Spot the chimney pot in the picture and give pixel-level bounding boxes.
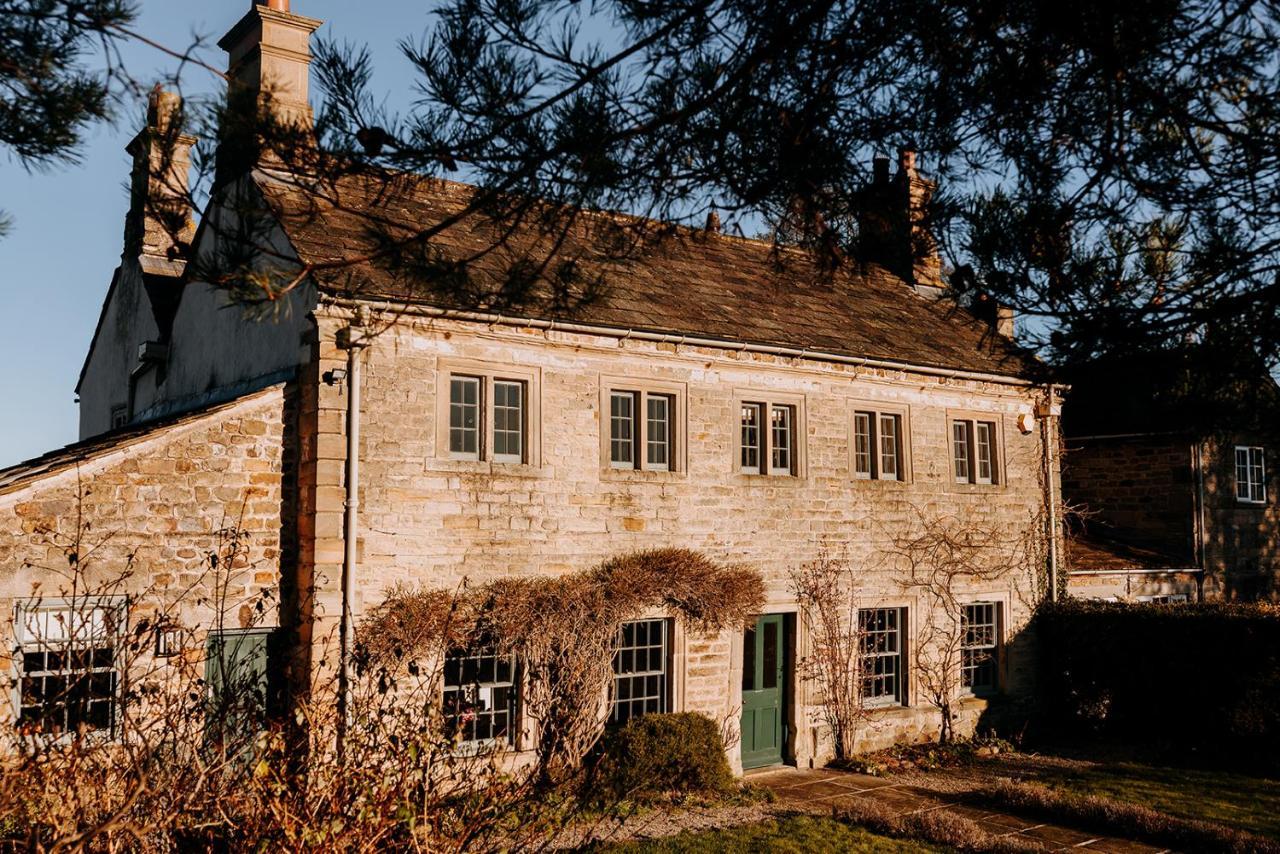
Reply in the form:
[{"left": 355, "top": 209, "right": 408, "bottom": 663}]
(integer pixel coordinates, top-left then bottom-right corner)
[
  {"left": 259, "top": 0, "right": 290, "bottom": 10},
  {"left": 706, "top": 210, "right": 721, "bottom": 234},
  {"left": 899, "top": 147, "right": 917, "bottom": 175},
  {"left": 873, "top": 155, "right": 890, "bottom": 185}
]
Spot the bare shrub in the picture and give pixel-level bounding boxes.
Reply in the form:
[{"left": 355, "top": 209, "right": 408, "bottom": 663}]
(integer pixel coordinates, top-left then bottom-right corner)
[
  {"left": 789, "top": 547, "right": 870, "bottom": 762},
  {"left": 0, "top": 540, "right": 762, "bottom": 850},
  {"left": 889, "top": 510, "right": 1043, "bottom": 743},
  {"left": 835, "top": 797, "right": 1043, "bottom": 853}
]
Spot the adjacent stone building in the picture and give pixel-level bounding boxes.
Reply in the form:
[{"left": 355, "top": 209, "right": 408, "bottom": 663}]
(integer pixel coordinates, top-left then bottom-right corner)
[
  {"left": 2, "top": 1, "right": 1064, "bottom": 771},
  {"left": 1062, "top": 355, "right": 1280, "bottom": 602}
]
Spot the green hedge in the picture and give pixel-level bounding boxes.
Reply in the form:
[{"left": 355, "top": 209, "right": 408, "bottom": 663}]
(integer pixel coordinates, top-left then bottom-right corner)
[
  {"left": 1037, "top": 600, "right": 1280, "bottom": 768},
  {"left": 590, "top": 712, "right": 735, "bottom": 804}
]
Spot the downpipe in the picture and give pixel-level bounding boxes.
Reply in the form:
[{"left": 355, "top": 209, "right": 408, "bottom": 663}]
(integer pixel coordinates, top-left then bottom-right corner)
[{"left": 335, "top": 307, "right": 368, "bottom": 762}]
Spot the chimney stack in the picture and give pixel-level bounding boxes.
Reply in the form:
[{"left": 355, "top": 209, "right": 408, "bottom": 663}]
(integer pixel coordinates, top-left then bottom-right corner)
[
  {"left": 124, "top": 85, "right": 195, "bottom": 267},
  {"left": 857, "top": 147, "right": 944, "bottom": 293},
  {"left": 218, "top": 0, "right": 322, "bottom": 128}
]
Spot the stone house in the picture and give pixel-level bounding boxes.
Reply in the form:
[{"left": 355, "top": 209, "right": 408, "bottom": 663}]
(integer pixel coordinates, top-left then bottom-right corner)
[
  {"left": 1062, "top": 355, "right": 1280, "bottom": 602},
  {"left": 1, "top": 1, "right": 1064, "bottom": 772}
]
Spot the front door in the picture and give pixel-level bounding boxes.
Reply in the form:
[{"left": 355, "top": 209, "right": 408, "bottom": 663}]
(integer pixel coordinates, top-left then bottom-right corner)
[{"left": 740, "top": 613, "right": 786, "bottom": 769}]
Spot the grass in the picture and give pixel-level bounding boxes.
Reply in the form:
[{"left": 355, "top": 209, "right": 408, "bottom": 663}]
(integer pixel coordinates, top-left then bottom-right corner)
[
  {"left": 1032, "top": 759, "right": 1280, "bottom": 839},
  {"left": 590, "top": 814, "right": 944, "bottom": 853},
  {"left": 971, "top": 780, "right": 1280, "bottom": 854}
]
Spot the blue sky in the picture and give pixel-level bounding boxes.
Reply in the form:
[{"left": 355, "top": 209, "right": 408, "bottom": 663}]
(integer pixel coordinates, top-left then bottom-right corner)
[{"left": 0, "top": 1, "right": 438, "bottom": 467}]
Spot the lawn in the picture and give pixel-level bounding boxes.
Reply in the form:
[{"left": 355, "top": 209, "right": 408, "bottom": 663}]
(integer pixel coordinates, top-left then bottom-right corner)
[
  {"left": 593, "top": 814, "right": 943, "bottom": 853},
  {"left": 1034, "top": 760, "right": 1280, "bottom": 839}
]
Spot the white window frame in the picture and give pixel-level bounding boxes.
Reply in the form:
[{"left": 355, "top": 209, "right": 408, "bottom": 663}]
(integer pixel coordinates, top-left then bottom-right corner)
[
  {"left": 436, "top": 360, "right": 540, "bottom": 466},
  {"left": 735, "top": 390, "right": 806, "bottom": 477},
  {"left": 960, "top": 601, "right": 1001, "bottom": 697},
  {"left": 849, "top": 402, "right": 910, "bottom": 482},
  {"left": 610, "top": 618, "right": 671, "bottom": 725},
  {"left": 442, "top": 643, "right": 519, "bottom": 748},
  {"left": 858, "top": 606, "right": 906, "bottom": 708},
  {"left": 14, "top": 597, "right": 127, "bottom": 739},
  {"left": 740, "top": 402, "right": 764, "bottom": 474},
  {"left": 1235, "top": 445, "right": 1267, "bottom": 505},
  {"left": 601, "top": 377, "right": 686, "bottom": 473},
  {"left": 950, "top": 414, "right": 1003, "bottom": 486}
]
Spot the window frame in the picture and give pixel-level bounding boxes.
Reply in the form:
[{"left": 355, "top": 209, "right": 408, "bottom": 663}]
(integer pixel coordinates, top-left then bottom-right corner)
[
  {"left": 600, "top": 377, "right": 686, "bottom": 474},
  {"left": 959, "top": 601, "right": 1002, "bottom": 698},
  {"left": 1234, "top": 445, "right": 1267, "bottom": 505},
  {"left": 435, "top": 359, "right": 541, "bottom": 467},
  {"left": 609, "top": 618, "right": 672, "bottom": 726},
  {"left": 13, "top": 597, "right": 127, "bottom": 739},
  {"left": 848, "top": 401, "right": 911, "bottom": 482},
  {"left": 441, "top": 642, "right": 520, "bottom": 749},
  {"left": 949, "top": 413, "right": 1005, "bottom": 487},
  {"left": 734, "top": 390, "right": 806, "bottom": 478},
  {"left": 858, "top": 606, "right": 907, "bottom": 708}
]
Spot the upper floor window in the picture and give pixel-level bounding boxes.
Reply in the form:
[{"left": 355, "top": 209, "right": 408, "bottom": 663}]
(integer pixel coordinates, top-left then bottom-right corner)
[
  {"left": 1235, "top": 446, "right": 1266, "bottom": 504},
  {"left": 602, "top": 378, "right": 685, "bottom": 472},
  {"left": 443, "top": 644, "right": 518, "bottom": 746},
  {"left": 16, "top": 599, "right": 124, "bottom": 737},
  {"left": 952, "top": 418, "right": 1000, "bottom": 485},
  {"left": 859, "top": 607, "right": 905, "bottom": 707},
  {"left": 853, "top": 410, "right": 905, "bottom": 481},
  {"left": 738, "top": 395, "right": 803, "bottom": 476},
  {"left": 437, "top": 361, "right": 540, "bottom": 466},
  {"left": 960, "top": 602, "right": 1001, "bottom": 697},
  {"left": 611, "top": 619, "right": 670, "bottom": 725}
]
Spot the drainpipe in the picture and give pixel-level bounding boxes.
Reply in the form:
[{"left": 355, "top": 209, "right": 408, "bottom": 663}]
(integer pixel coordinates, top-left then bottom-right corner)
[
  {"left": 1193, "top": 440, "right": 1208, "bottom": 601},
  {"left": 335, "top": 307, "right": 368, "bottom": 761},
  {"left": 1039, "top": 385, "right": 1061, "bottom": 602}
]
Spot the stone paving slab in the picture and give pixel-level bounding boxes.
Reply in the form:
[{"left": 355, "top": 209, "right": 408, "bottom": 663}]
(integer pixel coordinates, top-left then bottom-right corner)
[{"left": 750, "top": 767, "right": 1169, "bottom": 853}]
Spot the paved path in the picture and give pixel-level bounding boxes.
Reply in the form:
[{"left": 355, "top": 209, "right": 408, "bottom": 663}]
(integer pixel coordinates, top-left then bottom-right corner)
[{"left": 751, "top": 767, "right": 1168, "bottom": 853}]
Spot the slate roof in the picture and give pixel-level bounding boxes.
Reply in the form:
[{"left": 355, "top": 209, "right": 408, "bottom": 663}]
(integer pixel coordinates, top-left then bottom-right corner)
[
  {"left": 255, "top": 170, "right": 1037, "bottom": 379},
  {"left": 0, "top": 387, "right": 279, "bottom": 497},
  {"left": 1066, "top": 533, "right": 1195, "bottom": 573}
]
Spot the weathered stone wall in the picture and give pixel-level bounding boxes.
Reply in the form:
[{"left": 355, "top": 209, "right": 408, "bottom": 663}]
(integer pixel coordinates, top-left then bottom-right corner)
[
  {"left": 1201, "top": 436, "right": 1280, "bottom": 600},
  {"left": 0, "top": 386, "right": 289, "bottom": 729},
  {"left": 1061, "top": 435, "right": 1195, "bottom": 560},
  {"left": 304, "top": 306, "right": 1053, "bottom": 771}
]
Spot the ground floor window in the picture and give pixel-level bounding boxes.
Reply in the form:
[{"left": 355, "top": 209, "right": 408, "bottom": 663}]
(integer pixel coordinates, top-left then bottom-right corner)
[
  {"left": 859, "top": 607, "right": 905, "bottom": 706},
  {"left": 16, "top": 599, "right": 123, "bottom": 736},
  {"left": 442, "top": 645, "right": 518, "bottom": 746},
  {"left": 960, "top": 602, "right": 1001, "bottom": 696},
  {"left": 611, "top": 619, "right": 669, "bottom": 725}
]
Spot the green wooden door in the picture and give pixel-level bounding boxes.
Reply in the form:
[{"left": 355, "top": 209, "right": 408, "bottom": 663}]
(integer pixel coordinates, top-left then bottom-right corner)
[
  {"left": 205, "top": 627, "right": 274, "bottom": 750},
  {"left": 740, "top": 614, "right": 786, "bottom": 769}
]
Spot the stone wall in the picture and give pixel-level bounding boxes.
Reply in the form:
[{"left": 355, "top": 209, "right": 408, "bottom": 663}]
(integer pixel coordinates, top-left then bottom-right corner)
[
  {"left": 1201, "top": 436, "right": 1280, "bottom": 600},
  {"left": 0, "top": 386, "right": 290, "bottom": 730},
  {"left": 303, "top": 306, "right": 1054, "bottom": 771},
  {"left": 1061, "top": 435, "right": 1195, "bottom": 560}
]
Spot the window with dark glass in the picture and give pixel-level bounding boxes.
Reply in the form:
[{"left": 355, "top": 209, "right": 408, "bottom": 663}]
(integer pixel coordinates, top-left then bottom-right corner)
[
  {"left": 853, "top": 410, "right": 904, "bottom": 481},
  {"left": 740, "top": 403, "right": 763, "bottom": 473},
  {"left": 610, "top": 619, "right": 669, "bottom": 724},
  {"left": 442, "top": 645, "right": 517, "bottom": 745},
  {"left": 447, "top": 374, "right": 527, "bottom": 463},
  {"left": 960, "top": 602, "right": 1000, "bottom": 696},
  {"left": 17, "top": 601, "right": 122, "bottom": 736},
  {"left": 609, "top": 390, "right": 675, "bottom": 471},
  {"left": 859, "top": 607, "right": 905, "bottom": 706},
  {"left": 952, "top": 419, "right": 999, "bottom": 485},
  {"left": 449, "top": 376, "right": 482, "bottom": 459}
]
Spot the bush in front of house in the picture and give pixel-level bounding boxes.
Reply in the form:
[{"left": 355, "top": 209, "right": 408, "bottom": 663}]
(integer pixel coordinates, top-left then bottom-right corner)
[
  {"left": 591, "top": 712, "right": 736, "bottom": 804},
  {"left": 1036, "top": 599, "right": 1280, "bottom": 770}
]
